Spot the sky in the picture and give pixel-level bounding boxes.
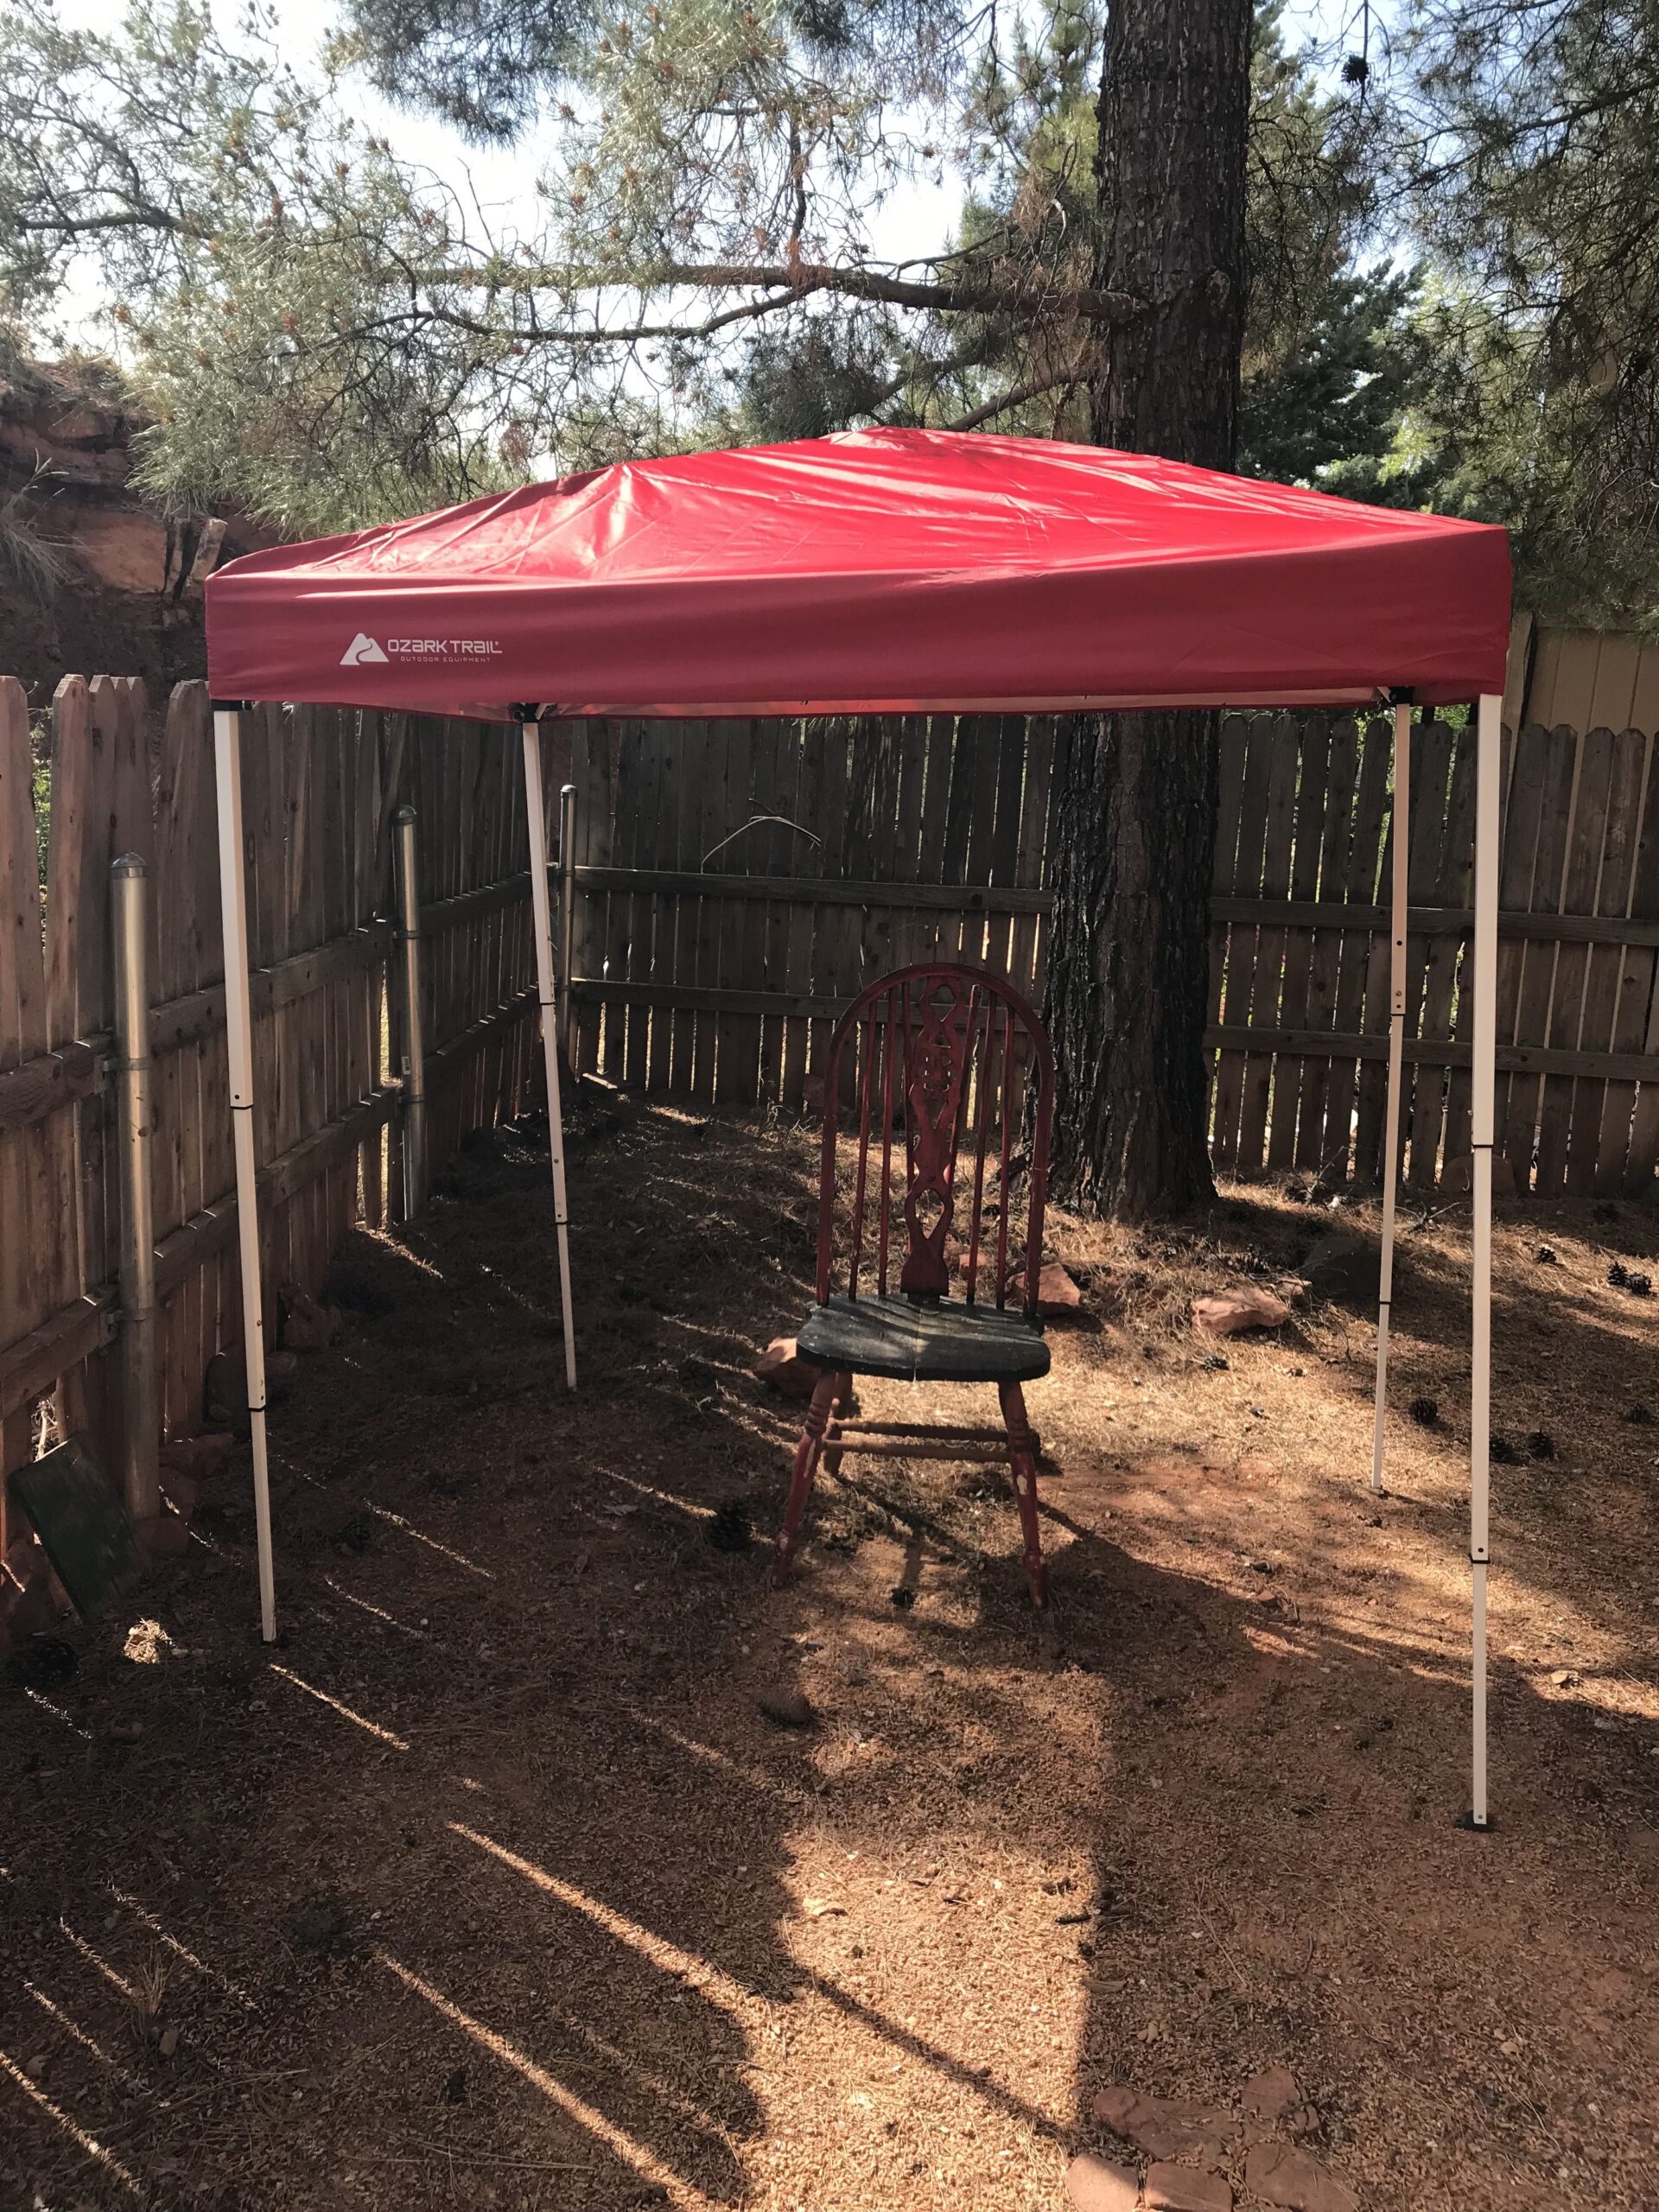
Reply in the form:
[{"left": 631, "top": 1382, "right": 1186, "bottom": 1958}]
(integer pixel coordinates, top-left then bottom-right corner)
[{"left": 54, "top": 0, "right": 1370, "bottom": 278}]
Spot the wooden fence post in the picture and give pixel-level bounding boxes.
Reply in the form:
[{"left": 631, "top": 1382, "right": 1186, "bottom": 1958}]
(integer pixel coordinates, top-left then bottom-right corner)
[
  {"left": 393, "top": 806, "right": 429, "bottom": 1219},
  {"left": 111, "top": 854, "right": 159, "bottom": 1521}
]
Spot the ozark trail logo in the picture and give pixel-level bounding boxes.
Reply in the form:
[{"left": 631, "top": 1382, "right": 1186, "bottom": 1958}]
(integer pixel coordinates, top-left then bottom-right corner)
[{"left": 341, "top": 632, "right": 503, "bottom": 666}]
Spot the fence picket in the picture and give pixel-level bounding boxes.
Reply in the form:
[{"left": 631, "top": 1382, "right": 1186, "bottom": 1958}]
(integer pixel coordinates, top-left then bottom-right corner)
[{"left": 1537, "top": 729, "right": 1615, "bottom": 1191}]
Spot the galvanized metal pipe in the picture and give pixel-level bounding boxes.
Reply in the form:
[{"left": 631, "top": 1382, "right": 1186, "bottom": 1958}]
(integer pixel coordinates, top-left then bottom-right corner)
[
  {"left": 393, "top": 806, "right": 429, "bottom": 1221},
  {"left": 111, "top": 854, "right": 160, "bottom": 1522}
]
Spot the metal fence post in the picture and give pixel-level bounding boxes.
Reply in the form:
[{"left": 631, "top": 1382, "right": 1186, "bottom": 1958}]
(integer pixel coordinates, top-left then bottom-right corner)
[
  {"left": 111, "top": 853, "right": 159, "bottom": 1522},
  {"left": 393, "top": 806, "right": 428, "bottom": 1219},
  {"left": 558, "top": 782, "right": 577, "bottom": 1069}
]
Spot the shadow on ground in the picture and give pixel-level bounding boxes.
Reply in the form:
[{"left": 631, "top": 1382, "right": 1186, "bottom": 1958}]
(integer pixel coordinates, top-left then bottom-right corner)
[{"left": 1, "top": 1103, "right": 1654, "bottom": 2212}]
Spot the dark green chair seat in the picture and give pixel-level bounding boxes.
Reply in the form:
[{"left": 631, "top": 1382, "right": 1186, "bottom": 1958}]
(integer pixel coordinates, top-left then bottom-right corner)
[{"left": 797, "top": 1294, "right": 1050, "bottom": 1384}]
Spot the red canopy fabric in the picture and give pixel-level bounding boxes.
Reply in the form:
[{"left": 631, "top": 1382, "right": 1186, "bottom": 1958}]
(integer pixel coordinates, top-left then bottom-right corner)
[{"left": 206, "top": 428, "right": 1511, "bottom": 718}]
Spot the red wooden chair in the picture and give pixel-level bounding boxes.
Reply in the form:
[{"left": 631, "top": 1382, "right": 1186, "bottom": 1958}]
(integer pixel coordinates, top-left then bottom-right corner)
[{"left": 774, "top": 962, "right": 1056, "bottom": 1604}]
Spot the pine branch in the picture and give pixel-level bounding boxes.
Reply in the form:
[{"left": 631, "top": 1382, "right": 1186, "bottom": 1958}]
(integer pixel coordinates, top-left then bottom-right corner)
[{"left": 947, "top": 364, "right": 1084, "bottom": 429}]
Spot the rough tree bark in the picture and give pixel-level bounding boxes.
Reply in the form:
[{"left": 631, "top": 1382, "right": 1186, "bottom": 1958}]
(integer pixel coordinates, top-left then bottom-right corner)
[{"left": 1043, "top": 0, "right": 1252, "bottom": 1218}]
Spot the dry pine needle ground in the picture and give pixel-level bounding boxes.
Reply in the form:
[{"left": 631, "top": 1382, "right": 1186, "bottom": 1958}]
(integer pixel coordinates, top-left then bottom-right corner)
[{"left": 1, "top": 1099, "right": 1655, "bottom": 2212}]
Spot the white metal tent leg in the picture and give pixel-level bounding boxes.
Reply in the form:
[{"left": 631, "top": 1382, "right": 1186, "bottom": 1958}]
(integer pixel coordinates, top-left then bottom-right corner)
[
  {"left": 1371, "top": 701, "right": 1412, "bottom": 1494},
  {"left": 521, "top": 719, "right": 578, "bottom": 1389},
  {"left": 1468, "top": 691, "right": 1502, "bottom": 1827},
  {"left": 213, "top": 709, "right": 276, "bottom": 1643}
]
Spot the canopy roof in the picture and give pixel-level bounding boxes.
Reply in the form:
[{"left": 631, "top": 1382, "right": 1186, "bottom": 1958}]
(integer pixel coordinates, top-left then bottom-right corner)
[{"left": 206, "top": 428, "right": 1511, "bottom": 719}]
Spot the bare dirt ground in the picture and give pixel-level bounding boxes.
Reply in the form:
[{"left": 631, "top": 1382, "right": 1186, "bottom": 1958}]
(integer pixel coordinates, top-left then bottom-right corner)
[{"left": 3, "top": 1096, "right": 1656, "bottom": 2212}]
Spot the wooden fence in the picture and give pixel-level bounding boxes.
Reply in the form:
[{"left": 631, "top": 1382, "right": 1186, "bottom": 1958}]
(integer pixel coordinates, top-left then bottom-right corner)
[
  {"left": 6, "top": 645, "right": 1659, "bottom": 1584},
  {"left": 1208, "top": 711, "right": 1659, "bottom": 1194},
  {"left": 563, "top": 690, "right": 1659, "bottom": 1196},
  {"left": 563, "top": 713, "right": 1060, "bottom": 1110},
  {"left": 0, "top": 677, "right": 545, "bottom": 1577}
]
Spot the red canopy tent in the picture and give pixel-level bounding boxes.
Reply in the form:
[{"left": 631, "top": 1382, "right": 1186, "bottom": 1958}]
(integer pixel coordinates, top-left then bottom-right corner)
[
  {"left": 206, "top": 427, "right": 1512, "bottom": 1821},
  {"left": 209, "top": 428, "right": 1509, "bottom": 719}
]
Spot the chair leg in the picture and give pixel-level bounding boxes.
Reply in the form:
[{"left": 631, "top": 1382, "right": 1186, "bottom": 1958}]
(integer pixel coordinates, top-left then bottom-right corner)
[
  {"left": 774, "top": 1370, "right": 841, "bottom": 1586},
  {"left": 998, "top": 1379, "right": 1048, "bottom": 1605},
  {"left": 822, "top": 1370, "right": 855, "bottom": 1476}
]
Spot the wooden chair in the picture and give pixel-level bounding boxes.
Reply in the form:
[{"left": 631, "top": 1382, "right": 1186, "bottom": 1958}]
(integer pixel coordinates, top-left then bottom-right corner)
[{"left": 774, "top": 961, "right": 1056, "bottom": 1604}]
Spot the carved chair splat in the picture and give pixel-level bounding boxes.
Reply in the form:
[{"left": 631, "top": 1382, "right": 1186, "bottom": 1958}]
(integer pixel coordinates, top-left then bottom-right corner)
[{"left": 774, "top": 962, "right": 1056, "bottom": 1604}]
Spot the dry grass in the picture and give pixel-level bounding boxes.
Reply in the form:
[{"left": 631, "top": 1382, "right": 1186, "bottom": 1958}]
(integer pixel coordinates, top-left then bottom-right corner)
[{"left": 1, "top": 1098, "right": 1655, "bottom": 2212}]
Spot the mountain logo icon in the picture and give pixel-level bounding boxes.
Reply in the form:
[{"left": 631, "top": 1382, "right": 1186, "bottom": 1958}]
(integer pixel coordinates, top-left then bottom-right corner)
[{"left": 341, "top": 633, "right": 389, "bottom": 666}]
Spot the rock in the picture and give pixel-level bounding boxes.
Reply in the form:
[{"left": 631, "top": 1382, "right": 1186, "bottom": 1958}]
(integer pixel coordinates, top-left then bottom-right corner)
[
  {"left": 135, "top": 1513, "right": 190, "bottom": 1560},
  {"left": 158, "top": 1467, "right": 201, "bottom": 1518},
  {"left": 1549, "top": 1668, "right": 1580, "bottom": 1688},
  {"left": 157, "top": 2025, "right": 180, "bottom": 2058},
  {"left": 280, "top": 1286, "right": 340, "bottom": 1351},
  {"left": 1243, "top": 2144, "right": 1358, "bottom": 2212},
  {"left": 158, "top": 1433, "right": 234, "bottom": 1482},
  {"left": 1300, "top": 1234, "right": 1379, "bottom": 1306},
  {"left": 1442, "top": 1152, "right": 1518, "bottom": 1198},
  {"left": 1145, "top": 2164, "right": 1232, "bottom": 2212},
  {"left": 1091, "top": 2087, "right": 1239, "bottom": 2167},
  {"left": 1243, "top": 2065, "right": 1318, "bottom": 2136},
  {"left": 1065, "top": 2153, "right": 1141, "bottom": 2212},
  {"left": 1007, "top": 1261, "right": 1085, "bottom": 1316},
  {"left": 1192, "top": 1286, "right": 1289, "bottom": 1338},
  {"left": 203, "top": 1351, "right": 251, "bottom": 1433},
  {"left": 752, "top": 1338, "right": 825, "bottom": 1402},
  {"left": 755, "top": 1687, "right": 815, "bottom": 1730},
  {"left": 1243, "top": 2067, "right": 1302, "bottom": 2123}
]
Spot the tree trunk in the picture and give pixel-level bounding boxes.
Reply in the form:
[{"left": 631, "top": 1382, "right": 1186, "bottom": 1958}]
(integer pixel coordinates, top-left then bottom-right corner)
[{"left": 1044, "top": 0, "right": 1252, "bottom": 1218}]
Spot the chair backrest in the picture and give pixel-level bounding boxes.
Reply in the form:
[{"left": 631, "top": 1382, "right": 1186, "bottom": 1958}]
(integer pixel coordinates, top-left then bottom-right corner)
[{"left": 814, "top": 962, "right": 1055, "bottom": 1321}]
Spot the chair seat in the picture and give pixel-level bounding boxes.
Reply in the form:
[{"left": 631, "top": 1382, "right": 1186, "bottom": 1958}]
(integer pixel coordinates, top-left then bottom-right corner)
[{"left": 798, "top": 1294, "right": 1050, "bottom": 1383}]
